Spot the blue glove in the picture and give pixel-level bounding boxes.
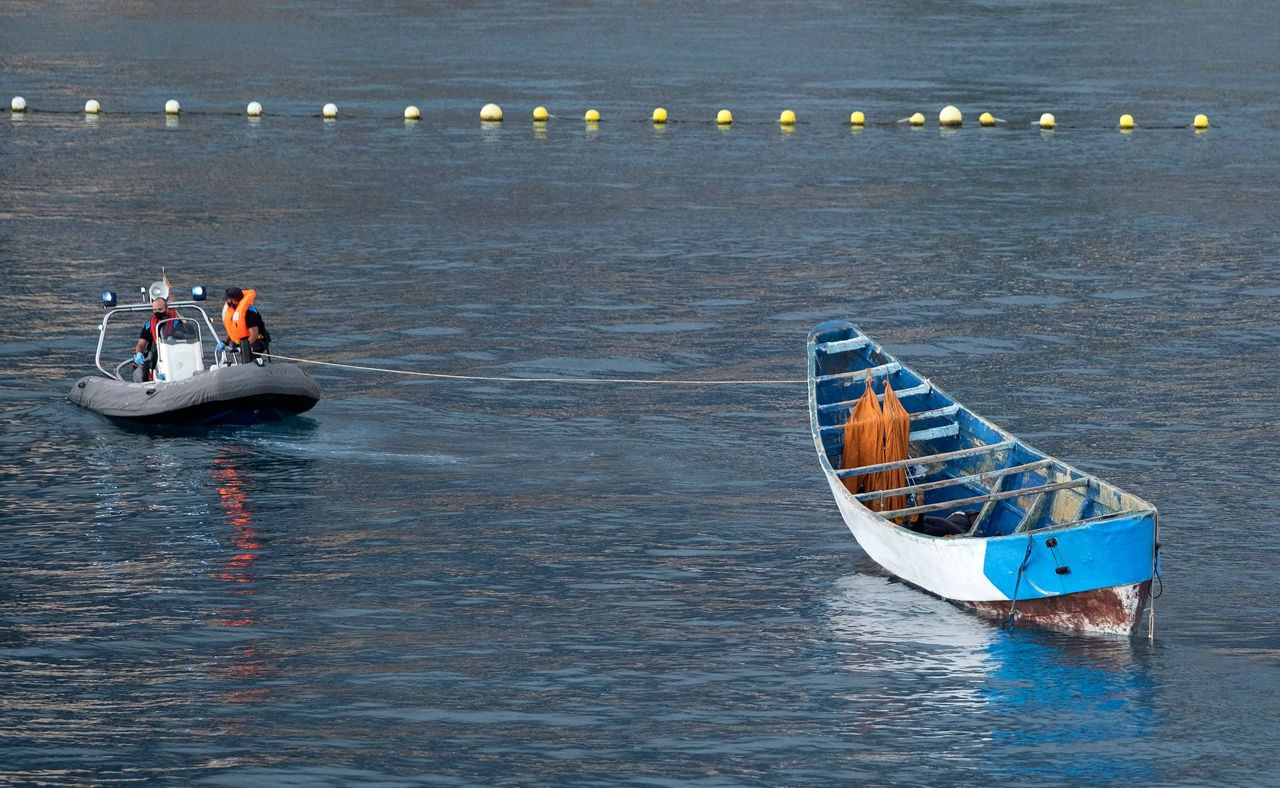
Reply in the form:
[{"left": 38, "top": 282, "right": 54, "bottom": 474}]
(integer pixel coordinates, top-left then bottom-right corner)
[
  {"left": 134, "top": 352, "right": 145, "bottom": 366},
  {"left": 215, "top": 340, "right": 226, "bottom": 353}
]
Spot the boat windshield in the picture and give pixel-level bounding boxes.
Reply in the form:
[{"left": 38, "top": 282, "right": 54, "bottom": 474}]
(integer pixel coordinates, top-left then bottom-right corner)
[{"left": 158, "top": 317, "right": 201, "bottom": 345}]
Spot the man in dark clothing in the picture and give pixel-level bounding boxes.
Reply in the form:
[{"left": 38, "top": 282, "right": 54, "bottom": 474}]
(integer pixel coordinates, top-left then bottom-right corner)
[
  {"left": 222, "top": 287, "right": 271, "bottom": 356},
  {"left": 133, "top": 297, "right": 177, "bottom": 381}
]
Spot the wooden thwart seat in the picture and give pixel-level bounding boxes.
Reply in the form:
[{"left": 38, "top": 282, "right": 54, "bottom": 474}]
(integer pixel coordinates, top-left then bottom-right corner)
[
  {"left": 813, "top": 361, "right": 902, "bottom": 383},
  {"left": 855, "top": 458, "right": 1055, "bottom": 503},
  {"left": 878, "top": 478, "right": 1089, "bottom": 520},
  {"left": 817, "top": 381, "right": 932, "bottom": 412},
  {"left": 818, "top": 404, "right": 960, "bottom": 432},
  {"left": 836, "top": 439, "right": 1016, "bottom": 479},
  {"left": 814, "top": 337, "right": 870, "bottom": 355}
]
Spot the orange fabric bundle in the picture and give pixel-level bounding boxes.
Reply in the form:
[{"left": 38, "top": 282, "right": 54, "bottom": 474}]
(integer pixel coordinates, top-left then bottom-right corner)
[
  {"left": 877, "top": 380, "right": 911, "bottom": 515},
  {"left": 840, "top": 375, "right": 884, "bottom": 498}
]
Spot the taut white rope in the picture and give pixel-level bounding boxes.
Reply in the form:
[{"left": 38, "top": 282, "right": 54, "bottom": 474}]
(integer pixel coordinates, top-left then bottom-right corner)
[{"left": 262, "top": 352, "right": 804, "bottom": 386}]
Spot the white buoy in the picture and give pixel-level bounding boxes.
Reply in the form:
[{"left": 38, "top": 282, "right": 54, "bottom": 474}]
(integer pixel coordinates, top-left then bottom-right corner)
[
  {"left": 908, "top": 112, "right": 925, "bottom": 126},
  {"left": 480, "top": 103, "right": 503, "bottom": 122},
  {"left": 939, "top": 105, "right": 962, "bottom": 127},
  {"left": 10, "top": 96, "right": 26, "bottom": 112},
  {"left": 246, "top": 101, "right": 263, "bottom": 117},
  {"left": 165, "top": 99, "right": 181, "bottom": 115},
  {"left": 404, "top": 105, "right": 421, "bottom": 120},
  {"left": 84, "top": 99, "right": 101, "bottom": 114},
  {"left": 1039, "top": 112, "right": 1056, "bottom": 129}
]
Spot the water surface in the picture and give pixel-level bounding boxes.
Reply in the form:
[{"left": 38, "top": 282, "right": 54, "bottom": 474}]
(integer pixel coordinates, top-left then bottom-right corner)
[{"left": 2, "top": 2, "right": 1279, "bottom": 784}]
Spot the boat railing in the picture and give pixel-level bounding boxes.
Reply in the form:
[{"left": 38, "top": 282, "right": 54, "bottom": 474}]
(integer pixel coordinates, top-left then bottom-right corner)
[
  {"left": 1035, "top": 509, "right": 1157, "bottom": 533},
  {"left": 95, "top": 300, "right": 222, "bottom": 380}
]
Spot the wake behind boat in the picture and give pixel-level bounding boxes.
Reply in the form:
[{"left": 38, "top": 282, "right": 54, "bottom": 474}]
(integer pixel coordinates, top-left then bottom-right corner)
[
  {"left": 69, "top": 278, "right": 320, "bottom": 426},
  {"left": 808, "top": 321, "right": 1159, "bottom": 635}
]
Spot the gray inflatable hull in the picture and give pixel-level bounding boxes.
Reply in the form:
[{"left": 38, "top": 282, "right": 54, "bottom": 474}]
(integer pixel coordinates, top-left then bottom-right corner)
[{"left": 69, "top": 362, "right": 321, "bottom": 425}]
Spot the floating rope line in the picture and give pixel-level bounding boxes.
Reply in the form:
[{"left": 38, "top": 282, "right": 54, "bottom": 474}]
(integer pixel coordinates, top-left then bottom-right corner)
[{"left": 262, "top": 352, "right": 804, "bottom": 386}]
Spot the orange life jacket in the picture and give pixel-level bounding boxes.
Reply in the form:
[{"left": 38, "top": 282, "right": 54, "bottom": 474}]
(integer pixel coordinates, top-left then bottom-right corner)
[
  {"left": 146, "top": 309, "right": 179, "bottom": 347},
  {"left": 221, "top": 289, "right": 257, "bottom": 343}
]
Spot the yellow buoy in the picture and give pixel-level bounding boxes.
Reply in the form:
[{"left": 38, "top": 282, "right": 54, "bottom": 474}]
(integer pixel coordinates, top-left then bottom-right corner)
[
  {"left": 979, "top": 111, "right": 995, "bottom": 127},
  {"left": 584, "top": 108, "right": 600, "bottom": 122},
  {"left": 938, "top": 105, "right": 962, "bottom": 127},
  {"left": 322, "top": 103, "right": 338, "bottom": 119},
  {"left": 404, "top": 105, "right": 421, "bottom": 120},
  {"left": 165, "top": 99, "right": 181, "bottom": 115},
  {"left": 480, "top": 103, "right": 503, "bottom": 122},
  {"left": 84, "top": 99, "right": 101, "bottom": 114},
  {"left": 10, "top": 96, "right": 26, "bottom": 112},
  {"left": 1119, "top": 113, "right": 1134, "bottom": 130},
  {"left": 850, "top": 110, "right": 865, "bottom": 126},
  {"left": 533, "top": 106, "right": 549, "bottom": 122},
  {"left": 652, "top": 107, "right": 668, "bottom": 123},
  {"left": 908, "top": 112, "right": 925, "bottom": 126},
  {"left": 1039, "top": 112, "right": 1056, "bottom": 129},
  {"left": 779, "top": 109, "right": 796, "bottom": 125},
  {"left": 717, "top": 109, "right": 733, "bottom": 125},
  {"left": 1193, "top": 113, "right": 1209, "bottom": 129},
  {"left": 246, "top": 101, "right": 263, "bottom": 117}
]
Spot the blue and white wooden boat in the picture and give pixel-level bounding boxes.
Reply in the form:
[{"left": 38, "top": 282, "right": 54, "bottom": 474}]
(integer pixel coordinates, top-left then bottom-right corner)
[{"left": 808, "top": 321, "right": 1160, "bottom": 635}]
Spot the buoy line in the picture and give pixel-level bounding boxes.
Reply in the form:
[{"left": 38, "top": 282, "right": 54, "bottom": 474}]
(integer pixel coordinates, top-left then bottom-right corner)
[
  {"left": 262, "top": 352, "right": 804, "bottom": 386},
  {"left": 4, "top": 99, "right": 1215, "bottom": 131}
]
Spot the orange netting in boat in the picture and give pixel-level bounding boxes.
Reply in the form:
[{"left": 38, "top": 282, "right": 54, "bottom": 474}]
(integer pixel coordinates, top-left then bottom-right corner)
[
  {"left": 877, "top": 380, "right": 911, "bottom": 515},
  {"left": 841, "top": 375, "right": 912, "bottom": 516},
  {"left": 841, "top": 374, "right": 884, "bottom": 498}
]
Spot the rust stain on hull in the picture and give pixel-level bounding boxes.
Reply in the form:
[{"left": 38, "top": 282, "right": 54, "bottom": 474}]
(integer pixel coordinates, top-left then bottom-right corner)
[{"left": 961, "top": 581, "right": 1152, "bottom": 635}]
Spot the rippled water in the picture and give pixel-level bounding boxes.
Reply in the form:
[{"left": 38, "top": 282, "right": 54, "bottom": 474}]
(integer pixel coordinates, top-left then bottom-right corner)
[{"left": 3, "top": 2, "right": 1279, "bottom": 784}]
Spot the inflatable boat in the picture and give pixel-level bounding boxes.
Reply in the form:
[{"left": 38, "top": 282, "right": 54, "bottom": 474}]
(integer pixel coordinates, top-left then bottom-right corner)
[{"left": 69, "top": 281, "right": 320, "bottom": 426}]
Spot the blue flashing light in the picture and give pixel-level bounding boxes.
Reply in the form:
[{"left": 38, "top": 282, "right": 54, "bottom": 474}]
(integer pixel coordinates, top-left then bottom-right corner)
[
  {"left": 101, "top": 291, "right": 117, "bottom": 308},
  {"left": 191, "top": 285, "right": 207, "bottom": 301}
]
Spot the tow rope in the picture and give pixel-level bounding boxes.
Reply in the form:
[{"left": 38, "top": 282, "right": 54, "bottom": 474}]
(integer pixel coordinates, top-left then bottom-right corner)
[{"left": 261, "top": 352, "right": 804, "bottom": 386}]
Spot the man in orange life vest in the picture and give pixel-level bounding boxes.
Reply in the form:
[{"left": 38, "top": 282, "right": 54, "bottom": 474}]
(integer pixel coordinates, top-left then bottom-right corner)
[
  {"left": 219, "top": 287, "right": 271, "bottom": 359},
  {"left": 133, "top": 296, "right": 178, "bottom": 381}
]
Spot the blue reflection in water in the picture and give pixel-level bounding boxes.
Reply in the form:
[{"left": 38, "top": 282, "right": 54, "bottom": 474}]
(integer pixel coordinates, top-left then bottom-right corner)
[
  {"left": 980, "top": 630, "right": 1156, "bottom": 783},
  {"left": 824, "top": 572, "right": 1156, "bottom": 783}
]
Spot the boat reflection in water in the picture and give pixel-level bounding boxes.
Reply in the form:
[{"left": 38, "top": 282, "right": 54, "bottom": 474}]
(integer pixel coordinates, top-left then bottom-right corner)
[
  {"left": 210, "top": 448, "right": 274, "bottom": 710},
  {"left": 824, "top": 571, "right": 1157, "bottom": 783}
]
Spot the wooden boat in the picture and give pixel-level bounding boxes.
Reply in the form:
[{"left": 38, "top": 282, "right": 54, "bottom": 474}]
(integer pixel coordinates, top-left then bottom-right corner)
[{"left": 808, "top": 321, "right": 1160, "bottom": 635}]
